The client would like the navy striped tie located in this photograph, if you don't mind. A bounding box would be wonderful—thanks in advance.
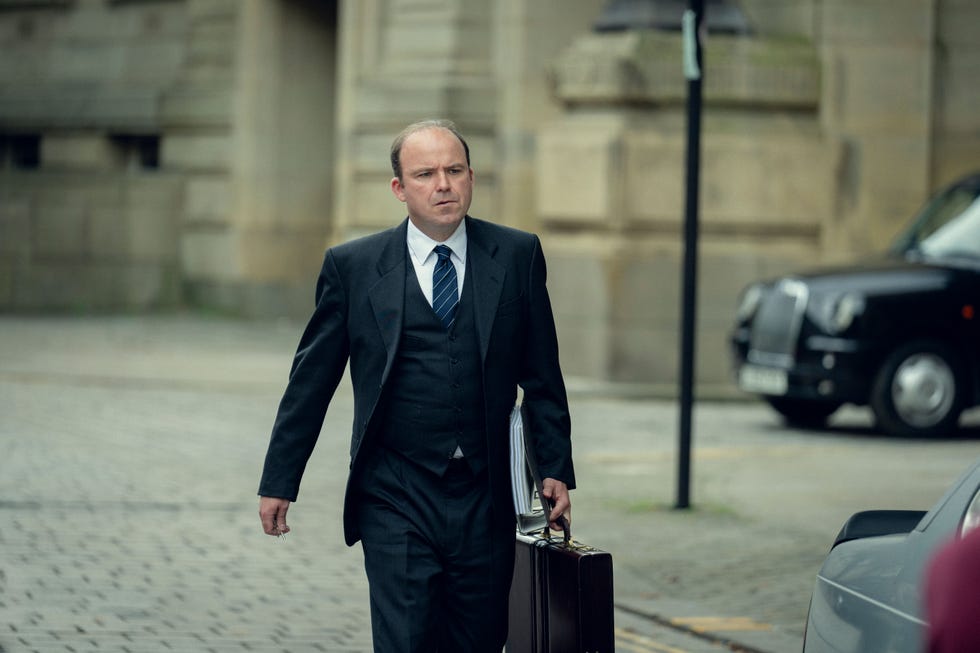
[432,245,459,330]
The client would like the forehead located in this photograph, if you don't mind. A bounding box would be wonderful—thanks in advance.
[400,128,467,167]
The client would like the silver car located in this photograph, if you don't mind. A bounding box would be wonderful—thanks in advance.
[803,457,980,652]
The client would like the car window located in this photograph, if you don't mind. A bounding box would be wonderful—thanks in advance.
[892,182,980,259]
[918,194,980,259]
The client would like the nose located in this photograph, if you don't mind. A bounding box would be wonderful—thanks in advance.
[435,170,451,189]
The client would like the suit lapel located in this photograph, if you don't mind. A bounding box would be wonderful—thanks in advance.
[368,220,408,383]
[367,217,505,374]
[465,217,506,364]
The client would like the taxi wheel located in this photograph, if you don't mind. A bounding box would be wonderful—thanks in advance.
[871,340,965,438]
[766,397,841,427]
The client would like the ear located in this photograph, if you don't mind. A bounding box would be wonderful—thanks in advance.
[391,177,407,202]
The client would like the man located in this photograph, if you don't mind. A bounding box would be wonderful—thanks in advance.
[257,119,575,652]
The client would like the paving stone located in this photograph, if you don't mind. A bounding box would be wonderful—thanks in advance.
[2,316,978,653]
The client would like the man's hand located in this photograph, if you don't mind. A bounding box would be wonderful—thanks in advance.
[259,496,292,537]
[541,478,570,533]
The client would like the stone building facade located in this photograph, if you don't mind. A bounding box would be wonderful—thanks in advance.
[1,0,978,391]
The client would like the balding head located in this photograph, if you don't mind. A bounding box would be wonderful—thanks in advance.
[390,119,470,181]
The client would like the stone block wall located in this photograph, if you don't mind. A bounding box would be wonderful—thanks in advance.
[3,0,978,393]
[0,171,182,310]
[817,0,936,256]
[0,0,340,316]
[0,0,189,311]
[932,0,980,188]
[537,111,837,388]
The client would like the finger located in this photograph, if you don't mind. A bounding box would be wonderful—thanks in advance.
[548,503,561,523]
[261,515,278,536]
[548,515,567,530]
[275,505,290,535]
[547,491,568,518]
[548,496,570,526]
[550,517,569,533]
[541,479,562,502]
[549,514,569,532]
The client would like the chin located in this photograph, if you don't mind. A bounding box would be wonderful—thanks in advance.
[435,212,464,225]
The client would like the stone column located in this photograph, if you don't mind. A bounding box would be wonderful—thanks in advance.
[537,27,836,389]
[166,0,338,316]
[492,0,601,230]
[161,0,242,308]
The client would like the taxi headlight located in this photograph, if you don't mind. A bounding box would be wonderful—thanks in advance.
[831,293,865,333]
[810,292,864,334]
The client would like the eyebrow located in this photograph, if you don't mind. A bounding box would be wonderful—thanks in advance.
[408,162,468,175]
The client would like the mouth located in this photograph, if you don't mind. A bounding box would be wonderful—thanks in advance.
[435,199,457,206]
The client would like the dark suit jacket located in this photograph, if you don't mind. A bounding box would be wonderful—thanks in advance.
[259,216,575,546]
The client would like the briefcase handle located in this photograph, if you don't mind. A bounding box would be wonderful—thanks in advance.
[545,499,572,545]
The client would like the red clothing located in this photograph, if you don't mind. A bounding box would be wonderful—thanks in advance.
[925,526,980,653]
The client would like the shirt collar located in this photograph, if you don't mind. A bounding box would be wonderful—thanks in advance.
[407,219,467,264]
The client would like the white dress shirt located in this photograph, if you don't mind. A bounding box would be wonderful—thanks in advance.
[406,219,467,306]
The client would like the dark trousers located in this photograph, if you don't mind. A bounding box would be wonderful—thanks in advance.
[356,447,515,653]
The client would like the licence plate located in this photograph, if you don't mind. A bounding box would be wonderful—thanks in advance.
[738,365,788,395]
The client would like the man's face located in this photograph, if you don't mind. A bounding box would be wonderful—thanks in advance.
[391,128,474,241]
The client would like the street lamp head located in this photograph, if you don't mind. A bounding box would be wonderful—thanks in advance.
[592,0,752,35]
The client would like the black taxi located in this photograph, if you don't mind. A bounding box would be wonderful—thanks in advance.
[731,172,980,437]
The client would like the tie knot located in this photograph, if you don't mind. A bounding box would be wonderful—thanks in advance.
[434,244,452,262]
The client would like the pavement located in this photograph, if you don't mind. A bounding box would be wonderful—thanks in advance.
[2,314,979,653]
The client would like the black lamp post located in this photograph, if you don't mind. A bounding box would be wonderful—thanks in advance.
[675,0,703,510]
[591,0,746,509]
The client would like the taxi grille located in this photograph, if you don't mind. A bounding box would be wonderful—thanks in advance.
[748,280,808,367]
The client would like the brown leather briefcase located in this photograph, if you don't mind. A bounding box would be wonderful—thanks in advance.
[507,529,614,653]
[506,404,614,652]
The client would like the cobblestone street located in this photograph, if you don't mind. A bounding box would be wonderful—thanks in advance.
[1,318,371,651]
[2,316,979,653]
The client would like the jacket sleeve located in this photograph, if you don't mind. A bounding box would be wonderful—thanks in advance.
[518,235,575,489]
[258,250,351,501]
